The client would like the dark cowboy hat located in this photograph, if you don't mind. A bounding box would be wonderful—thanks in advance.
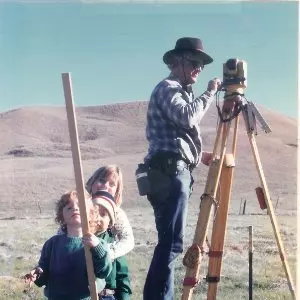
[163,37,213,65]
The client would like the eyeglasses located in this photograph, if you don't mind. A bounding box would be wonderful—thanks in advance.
[186,59,204,70]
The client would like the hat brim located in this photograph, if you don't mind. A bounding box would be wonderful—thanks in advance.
[163,49,213,65]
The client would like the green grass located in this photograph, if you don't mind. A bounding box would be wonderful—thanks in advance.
[0,214,296,300]
[0,277,44,300]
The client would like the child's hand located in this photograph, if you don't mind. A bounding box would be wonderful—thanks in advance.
[82,233,100,248]
[24,267,43,285]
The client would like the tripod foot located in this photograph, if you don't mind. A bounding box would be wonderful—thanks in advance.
[183,244,201,269]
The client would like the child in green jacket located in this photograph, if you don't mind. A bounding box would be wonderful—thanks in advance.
[92,190,132,300]
[25,190,115,300]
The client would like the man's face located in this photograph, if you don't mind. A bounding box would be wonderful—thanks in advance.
[179,56,204,85]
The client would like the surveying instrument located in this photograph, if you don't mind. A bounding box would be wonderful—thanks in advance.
[181,59,296,300]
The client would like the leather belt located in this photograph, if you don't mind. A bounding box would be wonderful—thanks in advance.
[149,152,195,173]
[149,151,195,173]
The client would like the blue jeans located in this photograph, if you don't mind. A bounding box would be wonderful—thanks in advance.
[100,296,115,300]
[143,165,194,300]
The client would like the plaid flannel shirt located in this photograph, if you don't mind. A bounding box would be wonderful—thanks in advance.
[145,74,214,167]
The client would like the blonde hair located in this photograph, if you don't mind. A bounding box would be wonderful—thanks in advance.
[86,165,123,206]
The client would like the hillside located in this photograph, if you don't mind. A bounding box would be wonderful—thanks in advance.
[0,101,296,217]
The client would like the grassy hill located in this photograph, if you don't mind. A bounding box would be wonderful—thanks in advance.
[0,101,297,299]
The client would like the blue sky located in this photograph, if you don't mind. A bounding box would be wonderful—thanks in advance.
[0,1,298,118]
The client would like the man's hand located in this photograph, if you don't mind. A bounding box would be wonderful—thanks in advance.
[207,78,222,94]
[201,151,215,166]
[82,233,100,249]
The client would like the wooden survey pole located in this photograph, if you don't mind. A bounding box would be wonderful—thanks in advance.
[61,73,99,300]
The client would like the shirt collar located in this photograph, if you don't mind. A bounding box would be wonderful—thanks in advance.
[168,73,193,93]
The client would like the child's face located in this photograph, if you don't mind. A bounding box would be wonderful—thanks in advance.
[62,199,81,226]
[94,205,111,233]
[91,178,117,197]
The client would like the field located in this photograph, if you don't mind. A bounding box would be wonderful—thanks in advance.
[0,211,296,299]
[0,101,297,299]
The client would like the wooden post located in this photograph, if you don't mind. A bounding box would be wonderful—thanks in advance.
[61,73,99,300]
[37,200,42,214]
[248,226,253,300]
[239,198,243,215]
[275,196,280,211]
[243,200,247,215]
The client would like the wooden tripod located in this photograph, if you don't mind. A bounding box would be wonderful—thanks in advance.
[181,99,296,300]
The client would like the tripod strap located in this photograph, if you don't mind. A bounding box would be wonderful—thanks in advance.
[183,277,200,287]
[217,103,243,123]
[206,275,220,283]
[208,250,223,257]
[201,193,220,221]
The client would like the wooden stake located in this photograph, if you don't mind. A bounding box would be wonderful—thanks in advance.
[248,225,253,300]
[61,73,99,300]
[239,198,243,215]
[275,196,280,211]
[243,200,247,215]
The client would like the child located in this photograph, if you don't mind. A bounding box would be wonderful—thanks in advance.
[86,165,133,299]
[92,190,131,300]
[85,165,134,260]
[25,190,115,300]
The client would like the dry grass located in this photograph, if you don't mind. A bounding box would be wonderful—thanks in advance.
[0,214,296,299]
[0,102,297,299]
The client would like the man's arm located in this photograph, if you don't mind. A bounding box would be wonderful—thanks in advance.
[157,79,220,129]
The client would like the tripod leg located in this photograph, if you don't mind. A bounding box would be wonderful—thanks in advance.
[206,116,239,300]
[247,132,296,299]
[206,153,235,300]
[181,160,220,300]
[181,120,232,300]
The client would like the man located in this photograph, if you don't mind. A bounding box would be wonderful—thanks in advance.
[143,37,221,300]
